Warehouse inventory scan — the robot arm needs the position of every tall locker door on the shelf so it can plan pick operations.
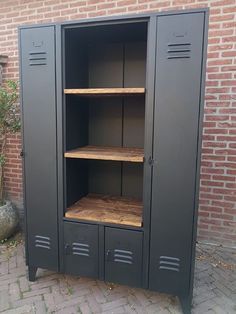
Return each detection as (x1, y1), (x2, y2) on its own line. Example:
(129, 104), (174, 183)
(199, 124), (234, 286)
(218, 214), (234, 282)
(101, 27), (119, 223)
(20, 26), (58, 271)
(149, 13), (206, 302)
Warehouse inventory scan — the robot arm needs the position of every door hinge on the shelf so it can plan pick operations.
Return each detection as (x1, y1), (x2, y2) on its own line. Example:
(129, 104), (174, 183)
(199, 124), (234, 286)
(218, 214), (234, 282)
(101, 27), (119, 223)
(20, 150), (24, 158)
(148, 156), (154, 166)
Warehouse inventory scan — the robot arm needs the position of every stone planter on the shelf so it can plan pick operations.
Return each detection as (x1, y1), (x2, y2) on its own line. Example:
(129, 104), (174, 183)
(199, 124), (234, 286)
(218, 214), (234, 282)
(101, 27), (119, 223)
(0, 201), (19, 240)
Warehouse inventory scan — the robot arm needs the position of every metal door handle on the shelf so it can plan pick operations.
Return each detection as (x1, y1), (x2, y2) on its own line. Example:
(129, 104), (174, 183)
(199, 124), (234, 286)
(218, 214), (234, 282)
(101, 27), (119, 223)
(106, 249), (112, 261)
(64, 244), (70, 255)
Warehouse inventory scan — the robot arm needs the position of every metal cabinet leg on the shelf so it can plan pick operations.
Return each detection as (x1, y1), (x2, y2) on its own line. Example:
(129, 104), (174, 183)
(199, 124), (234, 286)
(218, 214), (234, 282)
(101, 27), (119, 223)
(179, 295), (192, 314)
(28, 266), (37, 282)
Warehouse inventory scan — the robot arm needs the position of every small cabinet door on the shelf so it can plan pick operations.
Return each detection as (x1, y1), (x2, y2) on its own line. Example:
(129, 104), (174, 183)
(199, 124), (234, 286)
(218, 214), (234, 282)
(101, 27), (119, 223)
(64, 222), (98, 278)
(105, 228), (143, 287)
(20, 26), (58, 271)
(149, 11), (206, 299)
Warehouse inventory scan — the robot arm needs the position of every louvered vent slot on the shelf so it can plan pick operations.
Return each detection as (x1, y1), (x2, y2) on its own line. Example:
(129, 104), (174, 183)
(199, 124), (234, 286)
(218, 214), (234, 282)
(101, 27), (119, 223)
(35, 235), (51, 250)
(159, 256), (180, 272)
(72, 242), (90, 257)
(114, 249), (133, 265)
(167, 43), (191, 59)
(29, 51), (47, 66)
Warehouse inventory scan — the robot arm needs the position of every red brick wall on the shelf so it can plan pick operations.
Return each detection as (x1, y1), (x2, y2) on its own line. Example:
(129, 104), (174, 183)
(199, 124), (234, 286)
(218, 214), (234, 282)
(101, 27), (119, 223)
(0, 0), (235, 247)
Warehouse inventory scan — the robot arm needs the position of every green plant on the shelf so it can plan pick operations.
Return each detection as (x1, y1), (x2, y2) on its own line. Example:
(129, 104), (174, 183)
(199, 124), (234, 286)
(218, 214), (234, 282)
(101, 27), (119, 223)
(0, 80), (20, 205)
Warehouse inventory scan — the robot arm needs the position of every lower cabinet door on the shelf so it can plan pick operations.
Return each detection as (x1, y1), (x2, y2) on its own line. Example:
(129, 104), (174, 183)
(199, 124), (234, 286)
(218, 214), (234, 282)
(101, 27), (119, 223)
(105, 227), (143, 287)
(64, 222), (98, 278)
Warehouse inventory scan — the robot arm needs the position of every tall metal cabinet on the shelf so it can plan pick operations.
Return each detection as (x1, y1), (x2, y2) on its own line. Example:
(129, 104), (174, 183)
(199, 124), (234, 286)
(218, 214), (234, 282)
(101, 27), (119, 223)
(19, 8), (208, 314)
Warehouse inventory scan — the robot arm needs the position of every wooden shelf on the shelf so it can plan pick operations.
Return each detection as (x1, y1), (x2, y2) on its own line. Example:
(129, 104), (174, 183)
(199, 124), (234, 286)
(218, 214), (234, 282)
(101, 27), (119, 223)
(64, 145), (144, 162)
(65, 194), (143, 227)
(64, 87), (145, 96)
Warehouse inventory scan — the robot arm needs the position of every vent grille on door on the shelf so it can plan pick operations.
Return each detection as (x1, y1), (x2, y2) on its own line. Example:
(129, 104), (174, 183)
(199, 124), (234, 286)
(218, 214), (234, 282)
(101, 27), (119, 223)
(29, 51), (47, 66)
(35, 235), (51, 250)
(167, 43), (191, 59)
(72, 242), (90, 257)
(114, 249), (133, 265)
(159, 256), (180, 272)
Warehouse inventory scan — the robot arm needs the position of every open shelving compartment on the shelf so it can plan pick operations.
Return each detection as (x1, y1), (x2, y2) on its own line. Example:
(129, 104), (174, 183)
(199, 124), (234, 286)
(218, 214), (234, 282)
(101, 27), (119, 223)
(63, 21), (147, 228)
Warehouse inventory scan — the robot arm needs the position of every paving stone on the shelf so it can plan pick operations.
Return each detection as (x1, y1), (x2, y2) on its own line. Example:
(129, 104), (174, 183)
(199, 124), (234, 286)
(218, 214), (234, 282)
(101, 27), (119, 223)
(12, 295), (43, 308)
(33, 300), (47, 314)
(86, 294), (103, 313)
(19, 276), (30, 293)
(56, 305), (79, 314)
(91, 285), (107, 303)
(9, 282), (21, 301)
(0, 238), (235, 314)
(101, 297), (128, 312)
(79, 302), (93, 314)
(23, 287), (50, 298)
(102, 305), (126, 313)
(2, 304), (33, 314)
(0, 290), (10, 312)
(53, 296), (85, 312)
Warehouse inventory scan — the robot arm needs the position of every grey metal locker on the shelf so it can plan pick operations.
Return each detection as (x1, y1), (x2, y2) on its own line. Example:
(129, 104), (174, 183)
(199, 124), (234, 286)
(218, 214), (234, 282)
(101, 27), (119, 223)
(20, 26), (58, 277)
(19, 9), (208, 314)
(149, 12), (207, 311)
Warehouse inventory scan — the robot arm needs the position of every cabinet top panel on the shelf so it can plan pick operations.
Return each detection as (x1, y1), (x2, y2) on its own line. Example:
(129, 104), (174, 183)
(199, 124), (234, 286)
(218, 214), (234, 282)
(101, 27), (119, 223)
(18, 8), (209, 30)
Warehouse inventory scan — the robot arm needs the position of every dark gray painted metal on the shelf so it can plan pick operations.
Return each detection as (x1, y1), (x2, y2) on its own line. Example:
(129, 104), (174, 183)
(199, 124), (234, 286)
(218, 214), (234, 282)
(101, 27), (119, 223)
(89, 43), (123, 87)
(64, 217), (143, 232)
(188, 11), (209, 307)
(105, 228), (143, 287)
(64, 222), (99, 278)
(19, 11), (208, 314)
(65, 23), (147, 46)
(20, 26), (58, 270)
(124, 42), (146, 87)
(98, 225), (105, 280)
(149, 12), (205, 299)
(88, 160), (121, 196)
(66, 159), (88, 207)
(65, 36), (88, 88)
(123, 97), (145, 148)
(56, 24), (65, 273)
(141, 16), (157, 289)
(66, 96), (89, 150)
(18, 8), (208, 30)
(122, 163), (143, 199)
(89, 99), (122, 146)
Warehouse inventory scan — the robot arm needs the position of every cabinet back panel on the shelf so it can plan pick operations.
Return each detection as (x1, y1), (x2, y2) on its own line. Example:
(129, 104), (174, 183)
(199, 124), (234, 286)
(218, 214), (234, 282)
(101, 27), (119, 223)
(123, 97), (145, 148)
(66, 96), (89, 150)
(124, 42), (146, 87)
(89, 43), (123, 88)
(66, 159), (88, 207)
(89, 99), (123, 146)
(88, 160), (122, 196)
(64, 36), (88, 88)
(88, 160), (143, 200)
(122, 163), (143, 199)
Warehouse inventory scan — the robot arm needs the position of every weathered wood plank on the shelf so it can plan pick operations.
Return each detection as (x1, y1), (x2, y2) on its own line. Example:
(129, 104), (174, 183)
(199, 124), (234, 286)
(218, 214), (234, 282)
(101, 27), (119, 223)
(65, 194), (143, 227)
(64, 88), (145, 96)
(64, 145), (144, 162)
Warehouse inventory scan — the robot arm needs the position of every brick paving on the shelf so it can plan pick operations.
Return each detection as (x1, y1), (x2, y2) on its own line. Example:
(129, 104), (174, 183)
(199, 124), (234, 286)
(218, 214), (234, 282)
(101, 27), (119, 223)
(0, 235), (235, 314)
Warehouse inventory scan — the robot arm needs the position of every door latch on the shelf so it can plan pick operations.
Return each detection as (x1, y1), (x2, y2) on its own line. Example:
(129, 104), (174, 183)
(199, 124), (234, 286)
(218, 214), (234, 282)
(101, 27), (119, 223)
(106, 249), (112, 262)
(64, 244), (71, 255)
